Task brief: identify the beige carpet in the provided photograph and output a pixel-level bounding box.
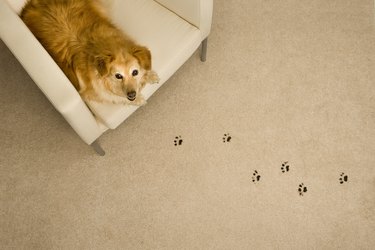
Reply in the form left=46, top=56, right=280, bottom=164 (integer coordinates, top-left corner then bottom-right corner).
left=1, top=0, right=375, bottom=249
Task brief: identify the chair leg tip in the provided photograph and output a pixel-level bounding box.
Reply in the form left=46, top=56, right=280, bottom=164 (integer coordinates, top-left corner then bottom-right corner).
left=200, top=38, right=208, bottom=62
left=91, top=140, right=105, bottom=156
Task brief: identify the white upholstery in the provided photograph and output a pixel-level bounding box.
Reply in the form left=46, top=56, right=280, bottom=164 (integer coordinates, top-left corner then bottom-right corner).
left=155, top=0, right=213, bottom=39
left=4, top=0, right=26, bottom=13
left=0, top=0, right=213, bottom=145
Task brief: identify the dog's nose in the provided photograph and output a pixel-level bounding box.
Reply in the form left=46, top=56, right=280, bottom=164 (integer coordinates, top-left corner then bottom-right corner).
left=127, top=91, right=137, bottom=101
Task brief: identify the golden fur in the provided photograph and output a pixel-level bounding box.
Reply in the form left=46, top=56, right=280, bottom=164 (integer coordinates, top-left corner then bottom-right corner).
left=21, top=0, right=159, bottom=105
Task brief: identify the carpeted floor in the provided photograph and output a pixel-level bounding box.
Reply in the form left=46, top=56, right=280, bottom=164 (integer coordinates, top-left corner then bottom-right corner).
left=1, top=0, right=375, bottom=249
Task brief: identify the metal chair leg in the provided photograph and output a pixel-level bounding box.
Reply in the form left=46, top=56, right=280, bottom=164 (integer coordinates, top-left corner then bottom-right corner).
left=91, top=140, right=105, bottom=156
left=200, top=38, right=208, bottom=62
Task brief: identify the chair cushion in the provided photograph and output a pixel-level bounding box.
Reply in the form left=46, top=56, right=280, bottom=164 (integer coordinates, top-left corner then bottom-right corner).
left=85, top=0, right=202, bottom=129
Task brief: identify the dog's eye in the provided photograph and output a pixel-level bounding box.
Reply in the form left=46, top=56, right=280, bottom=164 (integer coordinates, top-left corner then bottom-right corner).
left=132, top=69, right=138, bottom=76
left=115, top=73, right=123, bottom=80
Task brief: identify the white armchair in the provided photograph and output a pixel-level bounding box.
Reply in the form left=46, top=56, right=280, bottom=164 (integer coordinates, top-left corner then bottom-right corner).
left=0, top=0, right=213, bottom=155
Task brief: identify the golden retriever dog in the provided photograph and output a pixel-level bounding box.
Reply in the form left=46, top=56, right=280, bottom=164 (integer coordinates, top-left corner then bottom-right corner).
left=21, top=0, right=159, bottom=105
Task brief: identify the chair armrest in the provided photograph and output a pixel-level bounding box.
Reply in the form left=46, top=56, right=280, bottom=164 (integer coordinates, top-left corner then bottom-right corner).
left=0, top=0, right=103, bottom=144
left=154, top=0, right=213, bottom=39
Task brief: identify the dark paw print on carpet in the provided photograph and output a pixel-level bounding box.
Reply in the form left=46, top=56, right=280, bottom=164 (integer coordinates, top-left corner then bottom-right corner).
left=339, top=173, right=348, bottom=184
left=298, top=183, right=308, bottom=196
left=174, top=136, right=183, bottom=146
left=170, top=135, right=350, bottom=196
left=281, top=161, right=290, bottom=173
left=252, top=170, right=261, bottom=183
left=222, top=133, right=232, bottom=143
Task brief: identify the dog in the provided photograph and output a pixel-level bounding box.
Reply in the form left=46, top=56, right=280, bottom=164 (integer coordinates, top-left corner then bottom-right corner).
left=21, top=0, right=159, bottom=105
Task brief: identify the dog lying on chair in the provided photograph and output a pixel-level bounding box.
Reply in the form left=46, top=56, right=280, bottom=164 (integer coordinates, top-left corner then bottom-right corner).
left=21, top=0, right=159, bottom=105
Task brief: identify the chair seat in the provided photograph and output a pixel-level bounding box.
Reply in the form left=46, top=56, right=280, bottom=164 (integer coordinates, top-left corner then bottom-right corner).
left=85, top=0, right=202, bottom=129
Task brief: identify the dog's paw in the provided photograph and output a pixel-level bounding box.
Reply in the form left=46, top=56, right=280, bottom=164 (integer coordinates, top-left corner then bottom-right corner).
left=146, top=70, right=160, bottom=84
left=133, top=95, right=147, bottom=106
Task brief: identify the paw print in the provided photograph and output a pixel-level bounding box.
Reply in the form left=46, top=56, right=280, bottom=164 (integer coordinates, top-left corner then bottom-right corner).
left=298, top=183, right=308, bottom=196
left=339, top=173, right=348, bottom=184
left=222, top=133, right=232, bottom=143
left=252, top=170, right=261, bottom=183
left=174, top=136, right=183, bottom=146
left=281, top=161, right=290, bottom=173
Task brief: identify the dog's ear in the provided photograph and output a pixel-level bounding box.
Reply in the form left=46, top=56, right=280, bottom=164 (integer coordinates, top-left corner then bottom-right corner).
left=131, top=46, right=151, bottom=70
left=94, top=54, right=113, bottom=76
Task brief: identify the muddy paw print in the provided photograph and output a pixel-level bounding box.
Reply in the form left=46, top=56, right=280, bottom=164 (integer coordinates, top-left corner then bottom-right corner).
left=174, top=136, right=183, bottom=146
left=339, top=173, right=348, bottom=184
left=252, top=170, right=261, bottom=183
left=281, top=161, right=290, bottom=173
left=298, top=183, right=308, bottom=196
left=222, top=133, right=232, bottom=143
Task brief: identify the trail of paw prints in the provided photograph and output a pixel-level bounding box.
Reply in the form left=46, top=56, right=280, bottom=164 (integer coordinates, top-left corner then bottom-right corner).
left=222, top=133, right=232, bottom=143
left=281, top=161, right=290, bottom=173
left=174, top=136, right=183, bottom=146
left=298, top=183, right=308, bottom=196
left=339, top=172, right=348, bottom=184
left=252, top=170, right=261, bottom=183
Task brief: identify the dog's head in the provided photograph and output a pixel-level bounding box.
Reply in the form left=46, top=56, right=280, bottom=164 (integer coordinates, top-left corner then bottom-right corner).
left=93, top=45, right=151, bottom=102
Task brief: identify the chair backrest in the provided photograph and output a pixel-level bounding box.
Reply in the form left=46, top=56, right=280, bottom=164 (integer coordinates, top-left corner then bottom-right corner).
left=5, top=0, right=27, bottom=14
left=5, top=0, right=212, bottom=36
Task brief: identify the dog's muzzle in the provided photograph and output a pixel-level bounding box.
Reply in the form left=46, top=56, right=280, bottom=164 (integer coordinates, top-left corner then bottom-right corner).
left=127, top=91, right=137, bottom=101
